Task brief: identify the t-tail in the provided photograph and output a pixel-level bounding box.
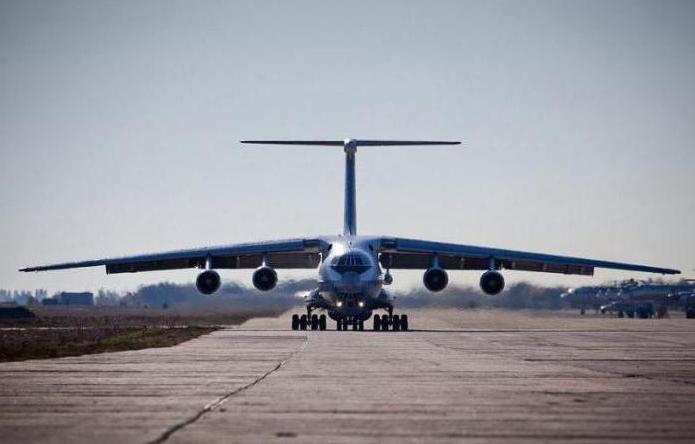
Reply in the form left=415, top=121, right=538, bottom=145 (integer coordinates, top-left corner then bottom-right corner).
left=240, top=139, right=461, bottom=236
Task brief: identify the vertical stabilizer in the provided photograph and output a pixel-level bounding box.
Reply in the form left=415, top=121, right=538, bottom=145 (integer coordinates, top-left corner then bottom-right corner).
left=240, top=139, right=461, bottom=237
left=343, top=139, right=357, bottom=236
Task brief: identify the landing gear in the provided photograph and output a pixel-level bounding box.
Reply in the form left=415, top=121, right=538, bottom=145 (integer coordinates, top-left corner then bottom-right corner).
left=292, top=312, right=326, bottom=330
left=401, top=314, right=409, bottom=331
left=373, top=313, right=409, bottom=331
left=334, top=317, right=364, bottom=331
left=291, top=314, right=299, bottom=330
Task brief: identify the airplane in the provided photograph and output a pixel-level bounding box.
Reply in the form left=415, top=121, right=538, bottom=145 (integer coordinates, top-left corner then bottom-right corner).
left=560, top=285, right=604, bottom=314
left=20, top=139, right=681, bottom=331
left=600, top=279, right=695, bottom=318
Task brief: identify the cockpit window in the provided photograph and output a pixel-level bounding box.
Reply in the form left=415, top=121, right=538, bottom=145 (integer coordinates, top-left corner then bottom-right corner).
left=330, top=252, right=371, bottom=274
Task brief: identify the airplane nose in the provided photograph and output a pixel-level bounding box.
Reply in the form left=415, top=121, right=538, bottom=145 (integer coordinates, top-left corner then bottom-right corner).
left=340, top=271, right=361, bottom=291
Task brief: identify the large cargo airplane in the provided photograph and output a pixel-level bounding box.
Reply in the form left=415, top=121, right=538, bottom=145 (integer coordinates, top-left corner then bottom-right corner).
left=21, top=139, right=680, bottom=331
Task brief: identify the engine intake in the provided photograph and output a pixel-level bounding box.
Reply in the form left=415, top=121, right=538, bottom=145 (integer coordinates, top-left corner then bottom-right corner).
left=480, top=270, right=505, bottom=295
left=253, top=266, right=278, bottom=291
left=196, top=270, right=221, bottom=295
left=423, top=268, right=448, bottom=292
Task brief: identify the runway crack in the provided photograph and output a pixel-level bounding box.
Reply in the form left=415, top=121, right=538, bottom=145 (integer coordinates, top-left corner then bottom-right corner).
left=148, top=335, right=308, bottom=444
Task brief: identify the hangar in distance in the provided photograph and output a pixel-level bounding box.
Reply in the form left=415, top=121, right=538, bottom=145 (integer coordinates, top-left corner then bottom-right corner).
left=21, top=138, right=680, bottom=331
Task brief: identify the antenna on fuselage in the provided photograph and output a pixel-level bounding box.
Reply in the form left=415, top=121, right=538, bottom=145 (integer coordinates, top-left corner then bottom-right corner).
left=240, top=139, right=462, bottom=236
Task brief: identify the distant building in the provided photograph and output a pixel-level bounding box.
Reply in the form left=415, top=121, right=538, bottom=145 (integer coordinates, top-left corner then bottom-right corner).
left=42, top=297, right=59, bottom=306
left=0, top=305, right=36, bottom=319
left=58, top=292, right=94, bottom=306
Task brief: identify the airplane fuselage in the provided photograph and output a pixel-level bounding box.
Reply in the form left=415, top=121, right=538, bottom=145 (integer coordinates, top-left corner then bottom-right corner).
left=312, top=236, right=393, bottom=321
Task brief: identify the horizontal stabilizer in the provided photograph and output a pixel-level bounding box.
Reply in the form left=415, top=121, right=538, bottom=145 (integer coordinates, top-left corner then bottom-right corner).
left=241, top=140, right=344, bottom=146
left=241, top=139, right=461, bottom=147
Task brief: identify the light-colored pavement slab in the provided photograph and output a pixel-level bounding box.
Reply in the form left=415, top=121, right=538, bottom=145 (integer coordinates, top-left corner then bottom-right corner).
left=2, top=309, right=695, bottom=443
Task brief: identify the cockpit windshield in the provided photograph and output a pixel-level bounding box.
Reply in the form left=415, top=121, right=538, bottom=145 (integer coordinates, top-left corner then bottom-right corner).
left=330, top=251, right=371, bottom=274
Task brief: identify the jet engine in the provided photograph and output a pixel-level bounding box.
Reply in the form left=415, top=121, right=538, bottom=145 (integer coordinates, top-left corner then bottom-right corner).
left=480, top=270, right=505, bottom=295
left=196, top=270, right=221, bottom=295
left=252, top=266, right=278, bottom=291
left=423, top=267, right=448, bottom=292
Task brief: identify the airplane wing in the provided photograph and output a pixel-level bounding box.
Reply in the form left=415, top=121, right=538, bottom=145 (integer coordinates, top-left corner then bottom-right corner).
left=20, top=238, right=326, bottom=274
left=378, top=237, right=680, bottom=275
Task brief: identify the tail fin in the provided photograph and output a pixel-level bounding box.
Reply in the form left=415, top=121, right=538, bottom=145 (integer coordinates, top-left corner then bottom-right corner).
left=241, top=139, right=462, bottom=236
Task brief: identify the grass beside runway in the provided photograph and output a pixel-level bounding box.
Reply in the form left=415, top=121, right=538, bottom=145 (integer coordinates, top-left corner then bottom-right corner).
left=0, top=306, right=288, bottom=362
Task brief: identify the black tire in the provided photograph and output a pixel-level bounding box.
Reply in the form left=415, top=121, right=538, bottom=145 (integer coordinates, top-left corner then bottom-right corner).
left=336, top=319, right=342, bottom=330
left=687, top=309, right=695, bottom=319
left=319, top=314, right=327, bottom=330
left=342, top=320, right=348, bottom=331
left=381, top=317, right=390, bottom=331
left=299, top=315, right=308, bottom=331
left=393, top=315, right=401, bottom=331
left=352, top=321, right=358, bottom=331
left=291, top=314, right=299, bottom=330
left=358, top=320, right=364, bottom=331
left=373, top=315, right=381, bottom=331
left=311, top=314, right=319, bottom=330
left=401, top=314, right=409, bottom=331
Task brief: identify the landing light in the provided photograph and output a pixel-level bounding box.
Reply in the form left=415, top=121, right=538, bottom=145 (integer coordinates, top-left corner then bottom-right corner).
left=336, top=301, right=343, bottom=307
left=358, top=301, right=365, bottom=308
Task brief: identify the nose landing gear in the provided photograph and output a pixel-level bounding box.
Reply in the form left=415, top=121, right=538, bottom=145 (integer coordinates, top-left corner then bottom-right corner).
left=336, top=318, right=364, bottom=331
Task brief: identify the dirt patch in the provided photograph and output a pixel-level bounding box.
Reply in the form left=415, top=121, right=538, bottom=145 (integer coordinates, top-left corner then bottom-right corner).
left=0, top=325, right=218, bottom=362
left=0, top=306, right=289, bottom=362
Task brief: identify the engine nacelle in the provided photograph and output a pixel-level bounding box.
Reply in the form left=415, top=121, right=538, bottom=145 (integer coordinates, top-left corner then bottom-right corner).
left=480, top=270, right=505, bottom=295
left=252, top=266, right=278, bottom=291
left=423, top=268, right=448, bottom=292
left=196, top=270, right=221, bottom=295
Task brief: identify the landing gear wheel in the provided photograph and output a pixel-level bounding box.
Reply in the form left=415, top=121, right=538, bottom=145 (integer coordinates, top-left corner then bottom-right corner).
left=381, top=316, right=390, bottom=331
left=358, top=320, right=364, bottom=331
left=392, top=315, right=401, bottom=331
left=373, top=315, right=381, bottom=331
left=291, top=314, right=299, bottom=331
left=352, top=320, right=358, bottom=331
left=342, top=320, right=349, bottom=331
left=400, top=314, right=409, bottom=331
left=299, top=315, right=308, bottom=330
left=336, top=319, right=342, bottom=330
left=310, top=314, right=319, bottom=331
left=319, top=314, right=327, bottom=330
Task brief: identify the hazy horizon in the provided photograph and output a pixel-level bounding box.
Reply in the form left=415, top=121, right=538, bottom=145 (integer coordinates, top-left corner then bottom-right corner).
left=1, top=0, right=693, bottom=295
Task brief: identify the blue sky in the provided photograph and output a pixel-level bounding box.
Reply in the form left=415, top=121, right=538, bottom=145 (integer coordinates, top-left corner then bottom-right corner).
left=1, top=0, right=693, bottom=293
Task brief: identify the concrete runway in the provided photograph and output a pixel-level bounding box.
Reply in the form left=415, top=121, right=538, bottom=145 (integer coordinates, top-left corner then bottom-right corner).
left=2, top=309, right=695, bottom=443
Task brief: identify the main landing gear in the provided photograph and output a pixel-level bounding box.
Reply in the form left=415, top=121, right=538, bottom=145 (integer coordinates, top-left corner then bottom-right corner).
left=373, top=313, right=409, bottom=331
left=291, top=313, right=327, bottom=331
